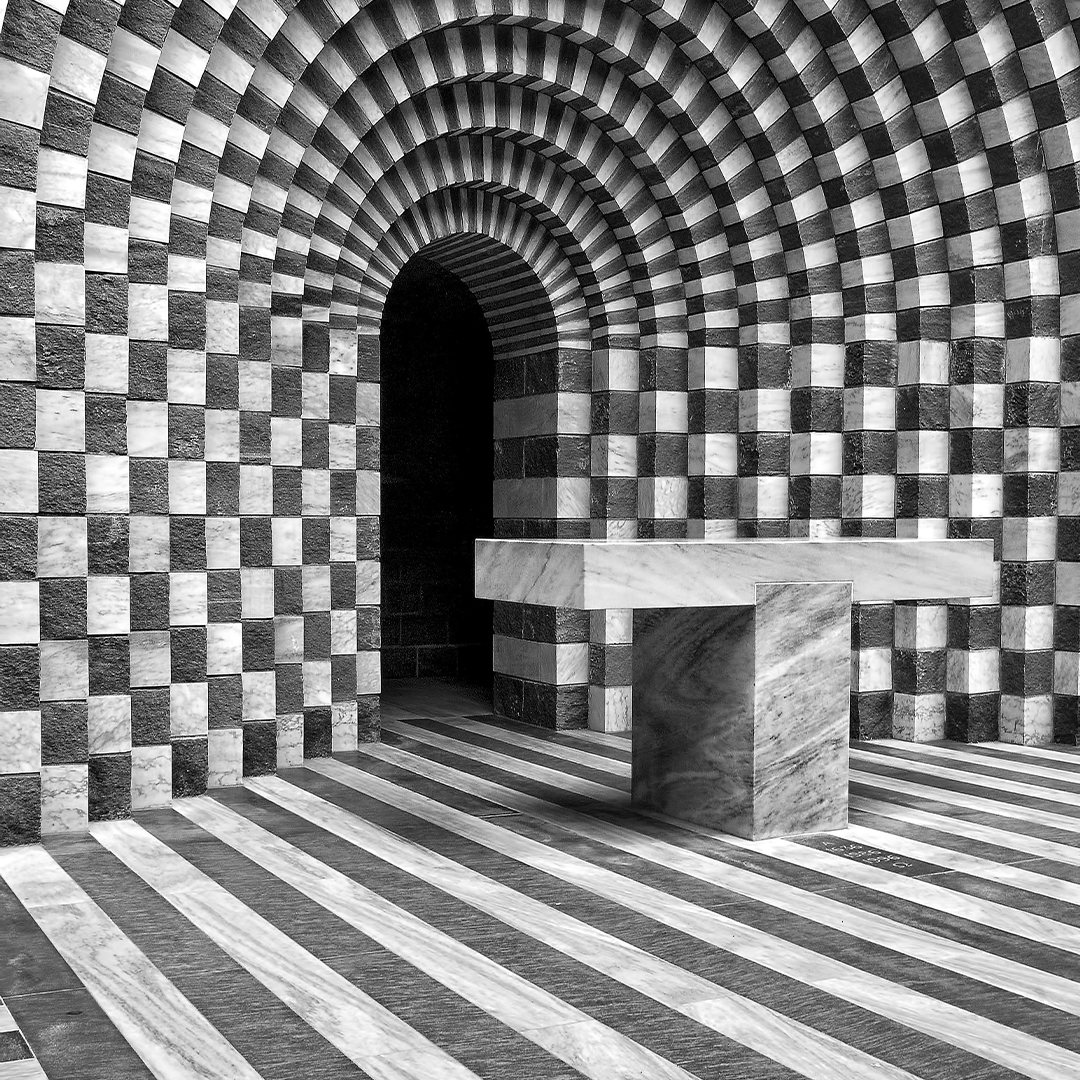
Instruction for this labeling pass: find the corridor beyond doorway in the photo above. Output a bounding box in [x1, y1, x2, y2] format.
[380, 255, 496, 692]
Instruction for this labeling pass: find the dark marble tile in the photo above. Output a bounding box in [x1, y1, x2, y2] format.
[171, 737, 208, 797]
[0, 775, 40, 846]
[0, 1028, 31, 1061]
[88, 753, 132, 821]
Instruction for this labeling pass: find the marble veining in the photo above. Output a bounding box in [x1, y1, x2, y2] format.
[345, 734, 1080, 1077]
[276, 714, 303, 768]
[87, 697, 130, 757]
[0, 713, 40, 776]
[240, 777, 921, 1080]
[207, 729, 242, 789]
[178, 795, 700, 1080]
[0, 846, 264, 1079]
[475, 537, 994, 608]
[130, 746, 171, 810]
[89, 821, 490, 1080]
[39, 764, 87, 836]
[632, 582, 850, 839]
[331, 702, 358, 752]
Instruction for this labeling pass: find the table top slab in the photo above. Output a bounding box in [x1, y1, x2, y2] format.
[474, 537, 995, 609]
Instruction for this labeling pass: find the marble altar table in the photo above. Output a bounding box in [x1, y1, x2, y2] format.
[475, 538, 995, 840]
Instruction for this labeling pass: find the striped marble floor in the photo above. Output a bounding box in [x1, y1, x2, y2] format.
[3, 683, 1080, 1079]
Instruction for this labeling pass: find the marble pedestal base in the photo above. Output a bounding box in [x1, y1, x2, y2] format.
[632, 581, 852, 840]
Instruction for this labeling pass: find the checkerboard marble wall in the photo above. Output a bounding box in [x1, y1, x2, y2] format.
[2, 0, 1080, 840]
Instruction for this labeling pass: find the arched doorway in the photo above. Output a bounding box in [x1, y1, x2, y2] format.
[368, 216, 592, 728]
[379, 255, 495, 691]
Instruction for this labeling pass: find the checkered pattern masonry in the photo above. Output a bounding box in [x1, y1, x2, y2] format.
[0, 0, 1078, 842]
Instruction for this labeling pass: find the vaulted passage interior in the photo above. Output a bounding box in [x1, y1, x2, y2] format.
[379, 256, 494, 689]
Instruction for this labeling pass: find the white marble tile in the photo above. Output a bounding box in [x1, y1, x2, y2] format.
[86, 576, 130, 635]
[331, 701, 358, 752]
[302, 661, 331, 707]
[356, 560, 380, 604]
[330, 610, 356, 655]
[86, 455, 129, 513]
[0, 582, 38, 644]
[240, 568, 275, 619]
[206, 623, 242, 675]
[40, 763, 88, 835]
[277, 713, 303, 767]
[128, 517, 170, 572]
[37, 516, 87, 577]
[171, 683, 208, 737]
[0, 710, 40, 774]
[87, 696, 131, 755]
[356, 651, 380, 695]
[274, 616, 303, 664]
[35, 389, 84, 451]
[242, 670, 276, 720]
[39, 640, 88, 701]
[205, 518, 240, 569]
[0, 451, 37, 513]
[207, 728, 242, 789]
[129, 631, 171, 688]
[131, 745, 171, 810]
[588, 685, 631, 733]
[301, 566, 331, 610]
[169, 572, 207, 626]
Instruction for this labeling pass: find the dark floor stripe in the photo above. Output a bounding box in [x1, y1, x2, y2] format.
[850, 758, 1080, 820]
[183, 788, 813, 1080]
[274, 765, 1032, 1080]
[135, 803, 670, 1080]
[329, 748, 1080, 1064]
[0, 877, 158, 1080]
[41, 830, 369, 1080]
[854, 744, 1080, 793]
[464, 713, 633, 762]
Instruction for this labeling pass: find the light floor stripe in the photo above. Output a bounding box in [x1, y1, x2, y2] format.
[89, 820, 484, 1080]
[880, 741, 1080, 768]
[0, 1005, 15, 1033]
[382, 718, 627, 800]
[850, 768, 1080, 838]
[321, 753, 1080, 1080]
[645, 814, 1080, 952]
[0, 1061, 48, 1080]
[850, 794, 1080, 867]
[0, 847, 265, 1080]
[463, 719, 1080, 906]
[451, 718, 634, 775]
[168, 796, 702, 1080]
[857, 742, 1080, 784]
[851, 749, 1080, 810]
[839, 822, 1080, 906]
[239, 776, 924, 1080]
[387, 718, 1080, 1011]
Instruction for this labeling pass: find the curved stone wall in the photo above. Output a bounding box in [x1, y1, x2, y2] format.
[0, 0, 1077, 839]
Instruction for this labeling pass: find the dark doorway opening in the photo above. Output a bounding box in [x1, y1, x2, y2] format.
[380, 255, 495, 693]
